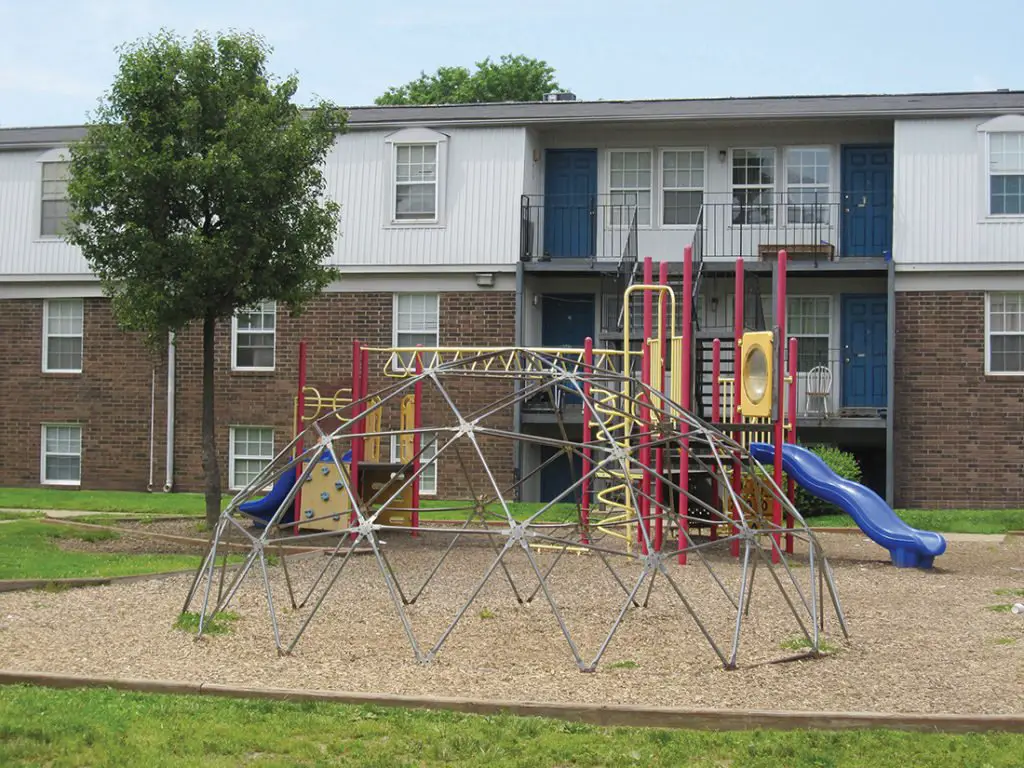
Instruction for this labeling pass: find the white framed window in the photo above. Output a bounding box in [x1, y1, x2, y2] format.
[394, 143, 438, 221]
[42, 298, 84, 373]
[229, 426, 275, 490]
[391, 432, 438, 495]
[608, 150, 652, 227]
[41, 161, 70, 237]
[393, 293, 439, 370]
[41, 424, 82, 486]
[661, 149, 705, 227]
[988, 132, 1024, 217]
[731, 148, 776, 225]
[786, 296, 832, 373]
[232, 300, 276, 371]
[985, 292, 1024, 374]
[785, 147, 831, 224]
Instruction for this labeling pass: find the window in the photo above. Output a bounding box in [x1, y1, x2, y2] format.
[43, 298, 84, 372]
[229, 427, 275, 490]
[609, 150, 652, 226]
[731, 148, 776, 224]
[394, 143, 438, 221]
[41, 424, 82, 485]
[986, 292, 1024, 374]
[785, 147, 831, 224]
[41, 161, 70, 237]
[787, 296, 831, 373]
[394, 293, 439, 369]
[661, 149, 705, 226]
[391, 432, 438, 495]
[232, 300, 276, 370]
[989, 132, 1024, 216]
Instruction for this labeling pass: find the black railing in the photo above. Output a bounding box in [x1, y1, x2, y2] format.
[520, 193, 639, 267]
[696, 191, 860, 260]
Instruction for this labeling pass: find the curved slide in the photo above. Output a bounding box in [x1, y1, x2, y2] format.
[748, 442, 947, 569]
[239, 470, 297, 527]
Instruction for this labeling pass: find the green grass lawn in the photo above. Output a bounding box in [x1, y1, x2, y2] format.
[0, 487, 220, 516]
[0, 685, 1020, 768]
[0, 520, 209, 580]
[811, 508, 1024, 535]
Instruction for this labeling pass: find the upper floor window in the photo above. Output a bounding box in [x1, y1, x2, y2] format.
[393, 293, 439, 370]
[43, 298, 84, 373]
[41, 161, 70, 237]
[661, 149, 704, 227]
[986, 292, 1024, 374]
[608, 150, 652, 227]
[989, 132, 1024, 216]
[394, 143, 438, 221]
[731, 148, 776, 225]
[232, 300, 276, 371]
[785, 147, 831, 224]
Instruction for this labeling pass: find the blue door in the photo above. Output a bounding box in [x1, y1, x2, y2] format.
[540, 444, 584, 504]
[841, 146, 894, 257]
[544, 149, 597, 258]
[542, 293, 595, 403]
[841, 295, 887, 408]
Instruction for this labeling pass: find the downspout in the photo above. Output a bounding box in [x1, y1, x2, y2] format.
[885, 258, 896, 508]
[147, 368, 156, 492]
[512, 262, 524, 500]
[163, 331, 176, 492]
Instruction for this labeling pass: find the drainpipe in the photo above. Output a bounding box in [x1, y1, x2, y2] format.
[512, 262, 524, 500]
[147, 367, 156, 492]
[163, 331, 176, 492]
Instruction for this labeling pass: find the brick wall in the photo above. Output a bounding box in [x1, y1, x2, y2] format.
[894, 291, 1024, 508]
[0, 291, 517, 499]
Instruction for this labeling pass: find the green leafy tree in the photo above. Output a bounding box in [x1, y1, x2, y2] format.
[65, 30, 346, 525]
[375, 54, 562, 105]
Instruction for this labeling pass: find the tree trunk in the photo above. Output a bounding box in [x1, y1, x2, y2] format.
[202, 313, 221, 528]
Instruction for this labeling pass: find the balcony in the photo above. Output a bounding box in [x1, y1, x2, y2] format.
[694, 191, 892, 263]
[520, 193, 638, 273]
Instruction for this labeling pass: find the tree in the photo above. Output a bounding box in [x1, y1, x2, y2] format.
[375, 54, 562, 105]
[65, 30, 346, 526]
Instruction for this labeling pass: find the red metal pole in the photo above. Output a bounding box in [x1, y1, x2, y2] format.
[639, 256, 653, 554]
[786, 335, 798, 554]
[412, 347, 423, 536]
[710, 337, 721, 542]
[678, 245, 692, 564]
[581, 337, 593, 544]
[294, 339, 307, 535]
[349, 339, 362, 534]
[730, 257, 744, 558]
[654, 260, 668, 552]
[771, 250, 788, 563]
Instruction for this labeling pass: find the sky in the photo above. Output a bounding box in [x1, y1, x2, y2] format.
[1, 0, 1022, 127]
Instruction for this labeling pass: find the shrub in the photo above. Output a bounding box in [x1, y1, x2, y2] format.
[790, 444, 863, 517]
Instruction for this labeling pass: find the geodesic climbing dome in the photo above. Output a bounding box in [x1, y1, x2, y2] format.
[182, 347, 848, 671]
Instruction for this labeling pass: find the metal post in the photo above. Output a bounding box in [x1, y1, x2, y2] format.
[679, 245, 693, 564]
[349, 339, 363, 534]
[639, 256, 653, 554]
[731, 257, 744, 559]
[581, 336, 593, 544]
[710, 337, 721, 542]
[655, 260, 668, 552]
[294, 339, 307, 535]
[787, 335, 798, 554]
[412, 347, 423, 535]
[771, 250, 788, 563]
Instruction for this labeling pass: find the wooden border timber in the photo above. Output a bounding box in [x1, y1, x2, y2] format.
[0, 670, 1022, 734]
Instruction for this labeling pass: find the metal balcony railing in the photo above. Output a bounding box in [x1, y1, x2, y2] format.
[520, 193, 638, 272]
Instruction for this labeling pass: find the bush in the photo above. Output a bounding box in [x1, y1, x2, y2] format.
[789, 444, 862, 517]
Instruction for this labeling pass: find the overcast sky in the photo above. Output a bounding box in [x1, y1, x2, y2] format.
[2, 0, 1021, 126]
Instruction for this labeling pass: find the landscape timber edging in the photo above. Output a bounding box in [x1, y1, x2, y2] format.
[0, 670, 1022, 735]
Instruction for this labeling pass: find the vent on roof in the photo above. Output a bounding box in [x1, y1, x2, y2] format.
[543, 91, 577, 102]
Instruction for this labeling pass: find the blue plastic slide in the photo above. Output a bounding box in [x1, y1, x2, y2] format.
[748, 442, 946, 569]
[239, 470, 298, 527]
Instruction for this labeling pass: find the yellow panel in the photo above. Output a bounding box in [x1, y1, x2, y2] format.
[297, 459, 351, 532]
[739, 331, 774, 418]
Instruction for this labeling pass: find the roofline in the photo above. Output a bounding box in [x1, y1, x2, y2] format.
[3, 89, 1024, 146]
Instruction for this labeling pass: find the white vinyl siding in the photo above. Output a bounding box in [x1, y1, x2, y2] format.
[391, 432, 437, 495]
[608, 150, 652, 226]
[731, 148, 776, 225]
[986, 292, 1024, 374]
[988, 132, 1024, 216]
[785, 147, 831, 224]
[393, 293, 439, 369]
[229, 426, 275, 490]
[40, 161, 70, 237]
[42, 298, 83, 372]
[394, 143, 438, 222]
[787, 296, 831, 373]
[41, 424, 82, 485]
[660, 149, 704, 226]
[232, 301, 276, 371]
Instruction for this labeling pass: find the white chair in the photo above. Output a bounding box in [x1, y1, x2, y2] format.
[804, 365, 833, 417]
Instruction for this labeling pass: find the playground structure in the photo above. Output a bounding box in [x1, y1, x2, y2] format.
[184, 245, 945, 670]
